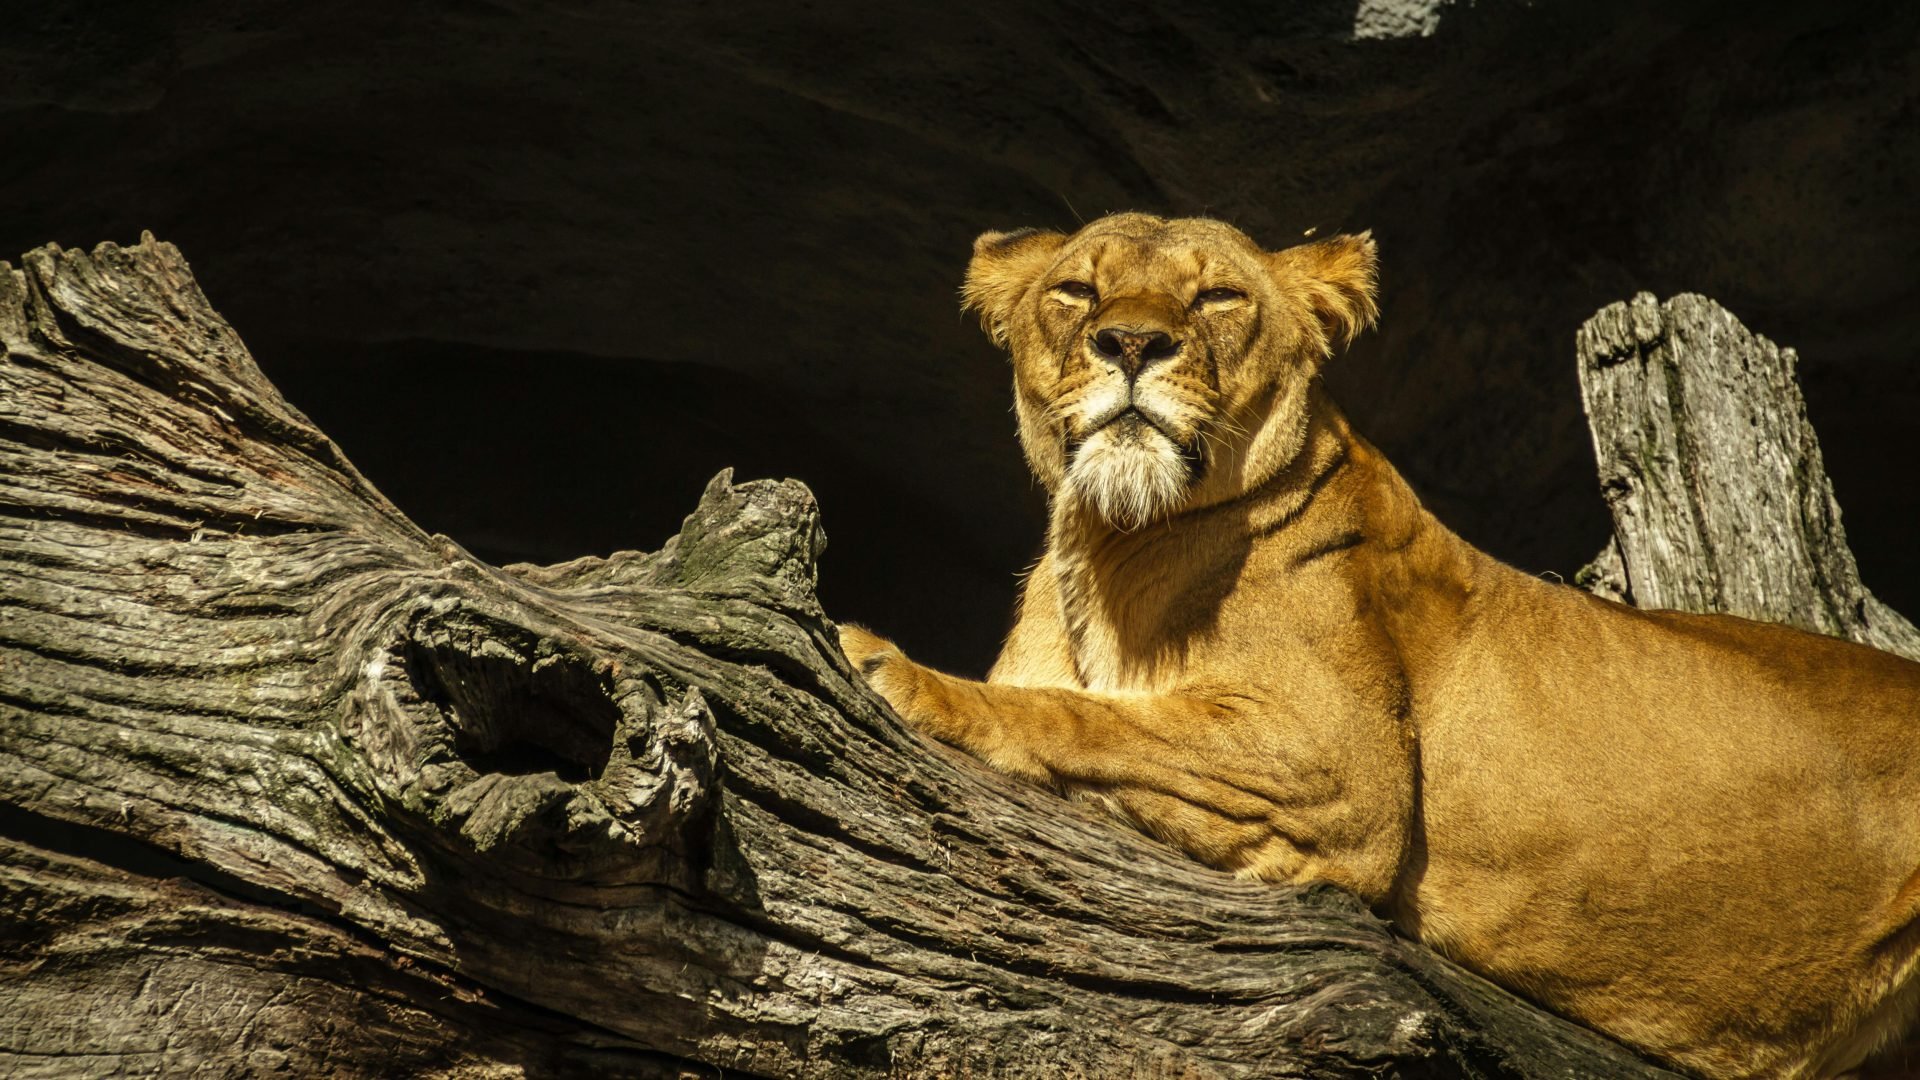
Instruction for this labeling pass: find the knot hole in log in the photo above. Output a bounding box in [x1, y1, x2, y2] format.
[350, 597, 721, 878]
[405, 613, 620, 784]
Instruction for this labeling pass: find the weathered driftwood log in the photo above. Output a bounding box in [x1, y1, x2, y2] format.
[0, 238, 1710, 1078]
[1576, 292, 1920, 661]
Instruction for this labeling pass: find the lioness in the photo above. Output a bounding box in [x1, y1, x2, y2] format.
[839, 213, 1920, 1078]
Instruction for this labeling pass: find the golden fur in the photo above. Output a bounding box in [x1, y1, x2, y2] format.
[839, 213, 1920, 1078]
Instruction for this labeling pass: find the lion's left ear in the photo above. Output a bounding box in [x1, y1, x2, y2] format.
[1269, 231, 1380, 354]
[962, 228, 1068, 347]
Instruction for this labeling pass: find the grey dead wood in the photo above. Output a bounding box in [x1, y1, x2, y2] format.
[1575, 292, 1920, 661]
[2, 237, 1703, 1078]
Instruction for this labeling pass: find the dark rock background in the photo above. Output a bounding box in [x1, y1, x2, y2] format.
[5, 0, 1915, 675]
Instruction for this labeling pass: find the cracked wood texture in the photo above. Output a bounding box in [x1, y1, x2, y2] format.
[1576, 292, 1920, 662]
[0, 237, 1685, 1079]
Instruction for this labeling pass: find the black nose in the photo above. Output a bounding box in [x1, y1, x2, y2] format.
[1092, 328, 1181, 371]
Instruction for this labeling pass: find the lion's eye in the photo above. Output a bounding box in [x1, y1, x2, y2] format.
[1052, 281, 1097, 301]
[1194, 287, 1246, 307]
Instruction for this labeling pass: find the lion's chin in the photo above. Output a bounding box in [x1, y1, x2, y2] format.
[1063, 421, 1193, 529]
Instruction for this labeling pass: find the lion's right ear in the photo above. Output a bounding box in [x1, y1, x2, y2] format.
[961, 228, 1068, 347]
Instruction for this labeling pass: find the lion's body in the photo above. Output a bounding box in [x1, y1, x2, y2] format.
[840, 213, 1920, 1077]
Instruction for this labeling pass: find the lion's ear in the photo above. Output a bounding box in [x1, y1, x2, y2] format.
[962, 228, 1068, 347]
[1269, 231, 1380, 354]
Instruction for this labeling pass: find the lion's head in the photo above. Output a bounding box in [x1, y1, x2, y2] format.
[962, 213, 1378, 527]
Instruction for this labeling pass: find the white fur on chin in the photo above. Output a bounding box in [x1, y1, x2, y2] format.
[1064, 424, 1190, 529]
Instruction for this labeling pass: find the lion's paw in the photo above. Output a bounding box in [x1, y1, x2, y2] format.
[838, 624, 903, 677]
[837, 623, 934, 728]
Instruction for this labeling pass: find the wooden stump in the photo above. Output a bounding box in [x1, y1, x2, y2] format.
[1575, 291, 1920, 661]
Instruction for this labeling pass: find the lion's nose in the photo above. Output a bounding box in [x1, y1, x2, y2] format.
[1091, 328, 1181, 377]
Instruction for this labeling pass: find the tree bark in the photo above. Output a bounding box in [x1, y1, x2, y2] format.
[1575, 292, 1920, 661]
[0, 238, 1703, 1078]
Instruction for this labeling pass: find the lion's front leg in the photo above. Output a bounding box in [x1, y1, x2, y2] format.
[836, 624, 1411, 899]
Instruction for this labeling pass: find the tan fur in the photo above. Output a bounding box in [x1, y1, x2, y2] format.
[840, 213, 1920, 1079]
